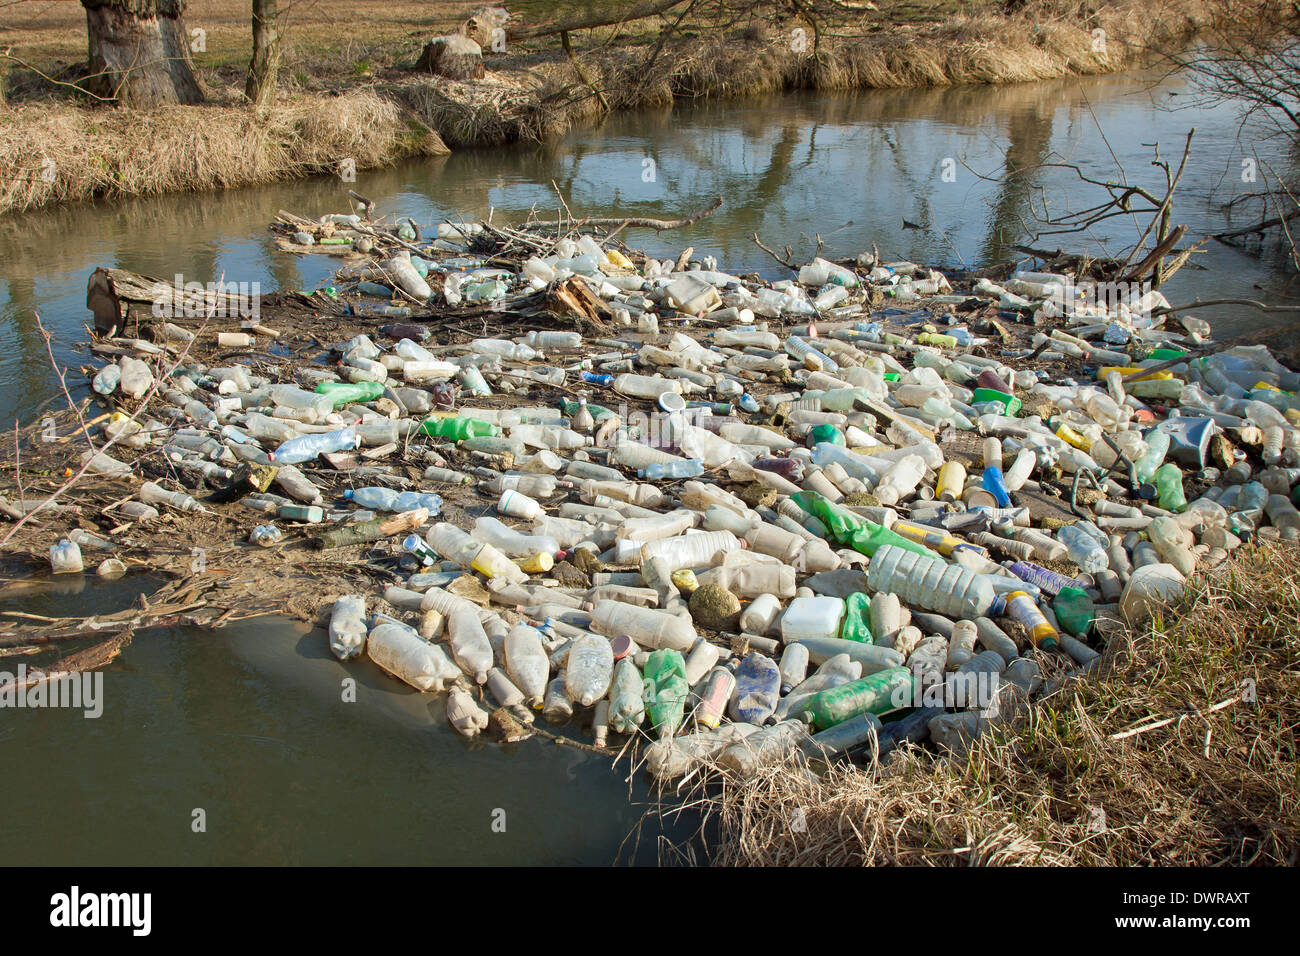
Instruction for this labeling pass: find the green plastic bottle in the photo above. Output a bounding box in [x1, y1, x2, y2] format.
[808, 424, 845, 447]
[1154, 462, 1188, 512]
[418, 417, 499, 441]
[791, 491, 932, 559]
[642, 649, 689, 738]
[840, 592, 873, 643]
[1052, 586, 1094, 637]
[801, 667, 914, 729]
[316, 381, 386, 408]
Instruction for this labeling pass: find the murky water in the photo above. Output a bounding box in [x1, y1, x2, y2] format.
[1, 66, 1296, 864]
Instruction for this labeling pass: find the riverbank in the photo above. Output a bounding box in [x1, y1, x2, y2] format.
[663, 541, 1299, 866]
[0, 0, 1272, 216]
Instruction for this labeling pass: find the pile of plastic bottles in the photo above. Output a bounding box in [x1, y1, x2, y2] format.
[74, 224, 1300, 775]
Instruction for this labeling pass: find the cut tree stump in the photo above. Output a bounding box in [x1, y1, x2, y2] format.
[413, 34, 485, 80]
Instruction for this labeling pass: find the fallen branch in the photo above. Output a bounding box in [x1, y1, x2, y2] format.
[519, 196, 722, 232]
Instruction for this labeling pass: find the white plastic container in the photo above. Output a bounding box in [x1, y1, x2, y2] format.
[448, 607, 494, 684]
[780, 596, 846, 643]
[504, 623, 550, 708]
[639, 530, 741, 572]
[564, 633, 614, 706]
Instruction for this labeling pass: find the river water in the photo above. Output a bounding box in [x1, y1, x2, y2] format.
[0, 67, 1296, 864]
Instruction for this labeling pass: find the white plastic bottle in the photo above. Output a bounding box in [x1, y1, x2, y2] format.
[328, 595, 368, 661]
[504, 623, 550, 708]
[864, 545, 997, 619]
[590, 600, 698, 652]
[639, 530, 741, 573]
[448, 607, 494, 684]
[607, 657, 646, 733]
[446, 687, 490, 737]
[366, 620, 460, 691]
[564, 634, 614, 706]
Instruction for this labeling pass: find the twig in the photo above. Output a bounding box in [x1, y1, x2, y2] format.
[1109, 696, 1238, 740]
[0, 318, 208, 548]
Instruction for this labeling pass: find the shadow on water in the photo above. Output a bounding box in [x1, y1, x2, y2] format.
[2, 67, 1299, 864]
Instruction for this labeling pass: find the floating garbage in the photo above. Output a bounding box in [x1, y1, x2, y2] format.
[17, 203, 1300, 782]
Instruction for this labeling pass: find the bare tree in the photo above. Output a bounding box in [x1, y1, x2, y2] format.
[245, 0, 281, 108]
[79, 0, 204, 105]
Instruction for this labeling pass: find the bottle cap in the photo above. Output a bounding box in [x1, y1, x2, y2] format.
[610, 635, 635, 660]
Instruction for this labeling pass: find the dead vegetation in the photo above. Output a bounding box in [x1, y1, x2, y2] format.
[652, 543, 1300, 866]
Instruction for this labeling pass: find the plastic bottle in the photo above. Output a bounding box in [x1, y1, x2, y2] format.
[644, 649, 690, 737]
[1057, 524, 1109, 573]
[800, 667, 915, 728]
[739, 593, 781, 635]
[49, 538, 84, 574]
[608, 657, 646, 733]
[729, 653, 782, 724]
[640, 459, 706, 480]
[366, 620, 460, 692]
[92, 364, 121, 396]
[504, 623, 550, 708]
[272, 427, 360, 465]
[639, 530, 741, 573]
[864, 545, 997, 619]
[543, 676, 573, 722]
[138, 480, 204, 513]
[564, 634, 614, 706]
[328, 595, 368, 661]
[1153, 463, 1187, 512]
[419, 417, 499, 441]
[1134, 428, 1171, 484]
[446, 687, 489, 737]
[778, 642, 811, 693]
[839, 592, 872, 643]
[1002, 591, 1058, 649]
[447, 608, 493, 684]
[343, 487, 443, 514]
[590, 600, 698, 652]
[1052, 586, 1094, 637]
[694, 664, 737, 729]
[118, 357, 154, 399]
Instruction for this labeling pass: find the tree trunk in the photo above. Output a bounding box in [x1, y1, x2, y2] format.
[413, 35, 485, 80]
[245, 0, 281, 108]
[81, 0, 204, 106]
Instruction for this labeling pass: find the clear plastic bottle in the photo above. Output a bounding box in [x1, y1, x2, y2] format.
[328, 595, 368, 661]
[590, 600, 698, 652]
[640, 459, 706, 480]
[272, 427, 360, 465]
[729, 653, 782, 724]
[447, 607, 493, 684]
[504, 623, 550, 708]
[118, 357, 154, 399]
[874, 455, 926, 506]
[1057, 523, 1109, 573]
[446, 687, 490, 737]
[564, 634, 614, 707]
[472, 516, 559, 559]
[366, 620, 460, 692]
[693, 664, 736, 730]
[608, 657, 646, 733]
[49, 538, 84, 574]
[639, 530, 742, 573]
[343, 487, 443, 514]
[864, 545, 997, 619]
[138, 480, 204, 513]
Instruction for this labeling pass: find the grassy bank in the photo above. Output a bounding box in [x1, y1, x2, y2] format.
[660, 543, 1299, 866]
[0, 0, 1278, 216]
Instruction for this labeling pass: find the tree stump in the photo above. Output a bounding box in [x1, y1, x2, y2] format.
[413, 34, 485, 80]
[80, 0, 205, 106]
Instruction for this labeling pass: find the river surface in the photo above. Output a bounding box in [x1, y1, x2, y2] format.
[0, 67, 1296, 864]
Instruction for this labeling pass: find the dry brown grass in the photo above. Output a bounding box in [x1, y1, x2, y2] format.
[654, 543, 1300, 866]
[0, 88, 447, 213]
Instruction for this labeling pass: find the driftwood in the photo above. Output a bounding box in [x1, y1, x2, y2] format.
[546, 276, 613, 323]
[86, 267, 251, 336]
[520, 196, 722, 233]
